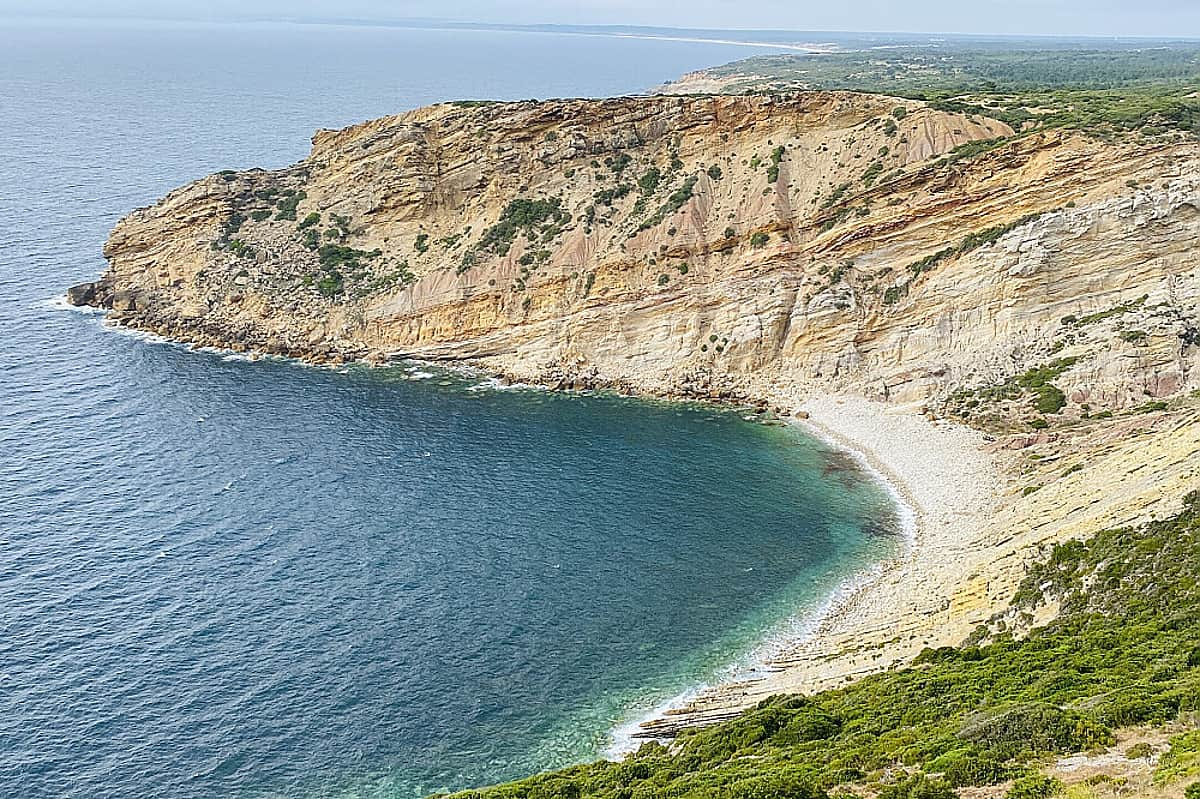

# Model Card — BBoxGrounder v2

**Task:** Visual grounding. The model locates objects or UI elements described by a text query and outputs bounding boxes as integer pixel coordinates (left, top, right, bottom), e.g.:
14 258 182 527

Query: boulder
65 281 100 306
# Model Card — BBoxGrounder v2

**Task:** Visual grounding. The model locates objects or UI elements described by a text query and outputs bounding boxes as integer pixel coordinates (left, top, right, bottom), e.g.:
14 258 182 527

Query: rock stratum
81 93 1197 408
77 92 1200 733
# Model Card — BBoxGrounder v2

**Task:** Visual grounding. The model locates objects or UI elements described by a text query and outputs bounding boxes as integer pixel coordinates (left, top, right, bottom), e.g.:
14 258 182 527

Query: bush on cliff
1006 774 1063 799
478 197 568 257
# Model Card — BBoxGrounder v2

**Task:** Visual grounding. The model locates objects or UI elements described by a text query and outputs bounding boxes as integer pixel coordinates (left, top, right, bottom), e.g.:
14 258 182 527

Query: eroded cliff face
87 92 1199 416
82 91 1200 733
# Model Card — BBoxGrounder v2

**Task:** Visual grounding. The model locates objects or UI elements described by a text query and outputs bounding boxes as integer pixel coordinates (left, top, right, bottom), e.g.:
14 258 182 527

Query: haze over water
0 19 899 798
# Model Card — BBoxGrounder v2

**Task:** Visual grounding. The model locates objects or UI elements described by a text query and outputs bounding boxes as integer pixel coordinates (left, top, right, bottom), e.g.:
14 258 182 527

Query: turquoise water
0 19 899 798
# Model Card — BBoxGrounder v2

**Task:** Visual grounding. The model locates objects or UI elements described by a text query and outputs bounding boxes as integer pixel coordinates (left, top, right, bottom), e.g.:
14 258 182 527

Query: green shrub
1156 730 1200 784
297 211 321 230
879 773 955 799
929 749 1011 786
726 769 825 799
594 184 632 207
478 197 568 256
891 106 909 120
708 165 723 181
637 175 699 232
750 232 770 248
274 190 305 221
315 272 342 297
1185 782 1200 799
958 703 1111 760
1126 742 1154 759
862 161 885 186
638 167 662 195
1035 385 1067 414
604 153 632 174
1006 774 1062 799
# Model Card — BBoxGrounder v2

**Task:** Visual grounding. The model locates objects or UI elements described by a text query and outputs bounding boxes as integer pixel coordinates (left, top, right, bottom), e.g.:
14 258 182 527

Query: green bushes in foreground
444 491 1200 799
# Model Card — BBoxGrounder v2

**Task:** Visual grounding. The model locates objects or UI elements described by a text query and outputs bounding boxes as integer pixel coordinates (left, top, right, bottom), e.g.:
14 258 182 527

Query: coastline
631 391 1200 740
621 393 1005 742
80 307 1200 760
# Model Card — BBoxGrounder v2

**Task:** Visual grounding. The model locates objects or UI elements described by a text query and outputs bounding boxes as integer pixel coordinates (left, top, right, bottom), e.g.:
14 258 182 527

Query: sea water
0 19 900 798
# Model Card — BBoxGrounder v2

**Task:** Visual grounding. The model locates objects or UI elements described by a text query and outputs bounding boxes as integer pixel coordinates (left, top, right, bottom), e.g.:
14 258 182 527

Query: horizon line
3 13 1200 43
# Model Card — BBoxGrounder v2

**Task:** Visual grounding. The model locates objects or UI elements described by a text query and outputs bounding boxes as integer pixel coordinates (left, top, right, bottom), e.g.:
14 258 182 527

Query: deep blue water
0 19 898 798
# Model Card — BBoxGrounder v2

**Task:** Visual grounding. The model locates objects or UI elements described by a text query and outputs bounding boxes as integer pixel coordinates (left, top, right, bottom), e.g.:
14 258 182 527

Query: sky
1 0 1199 38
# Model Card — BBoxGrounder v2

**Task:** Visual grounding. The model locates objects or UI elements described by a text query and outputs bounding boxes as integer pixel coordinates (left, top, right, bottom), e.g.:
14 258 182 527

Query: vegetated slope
660 46 1200 152
446 492 1200 799
660 44 1200 105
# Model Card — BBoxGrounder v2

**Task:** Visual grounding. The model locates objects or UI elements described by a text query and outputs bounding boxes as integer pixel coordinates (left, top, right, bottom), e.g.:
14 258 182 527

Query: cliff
76 91 1200 732
82 93 1197 412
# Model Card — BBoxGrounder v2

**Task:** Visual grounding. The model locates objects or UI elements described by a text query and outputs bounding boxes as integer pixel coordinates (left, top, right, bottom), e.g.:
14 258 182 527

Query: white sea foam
467 376 550 392
41 295 105 315
604 557 890 758
98 318 174 346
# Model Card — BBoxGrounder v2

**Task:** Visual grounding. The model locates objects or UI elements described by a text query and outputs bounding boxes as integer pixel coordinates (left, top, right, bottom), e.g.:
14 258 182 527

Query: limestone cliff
76 92 1200 730
82 93 1198 416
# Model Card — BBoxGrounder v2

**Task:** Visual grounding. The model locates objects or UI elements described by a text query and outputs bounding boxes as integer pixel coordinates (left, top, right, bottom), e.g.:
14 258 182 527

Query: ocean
0 18 900 798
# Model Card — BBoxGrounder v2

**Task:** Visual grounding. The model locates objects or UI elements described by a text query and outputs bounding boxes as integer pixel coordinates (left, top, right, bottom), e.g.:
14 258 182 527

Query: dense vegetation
476 197 571 259
697 45 1200 138
703 45 1200 96
446 491 1200 799
948 357 1078 422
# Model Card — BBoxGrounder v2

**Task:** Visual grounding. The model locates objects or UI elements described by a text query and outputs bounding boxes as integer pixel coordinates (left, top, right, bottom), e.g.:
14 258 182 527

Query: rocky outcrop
90 93 1199 417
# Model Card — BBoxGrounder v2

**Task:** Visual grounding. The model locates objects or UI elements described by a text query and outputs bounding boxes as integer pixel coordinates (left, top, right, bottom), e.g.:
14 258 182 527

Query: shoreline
630 394 1006 739
79 306 1198 760
605 397 927 756
621 392 1199 741
80 307 959 760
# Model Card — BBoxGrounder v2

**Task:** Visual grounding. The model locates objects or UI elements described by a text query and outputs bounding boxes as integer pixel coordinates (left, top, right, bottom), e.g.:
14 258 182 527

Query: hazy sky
2 0 1199 37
